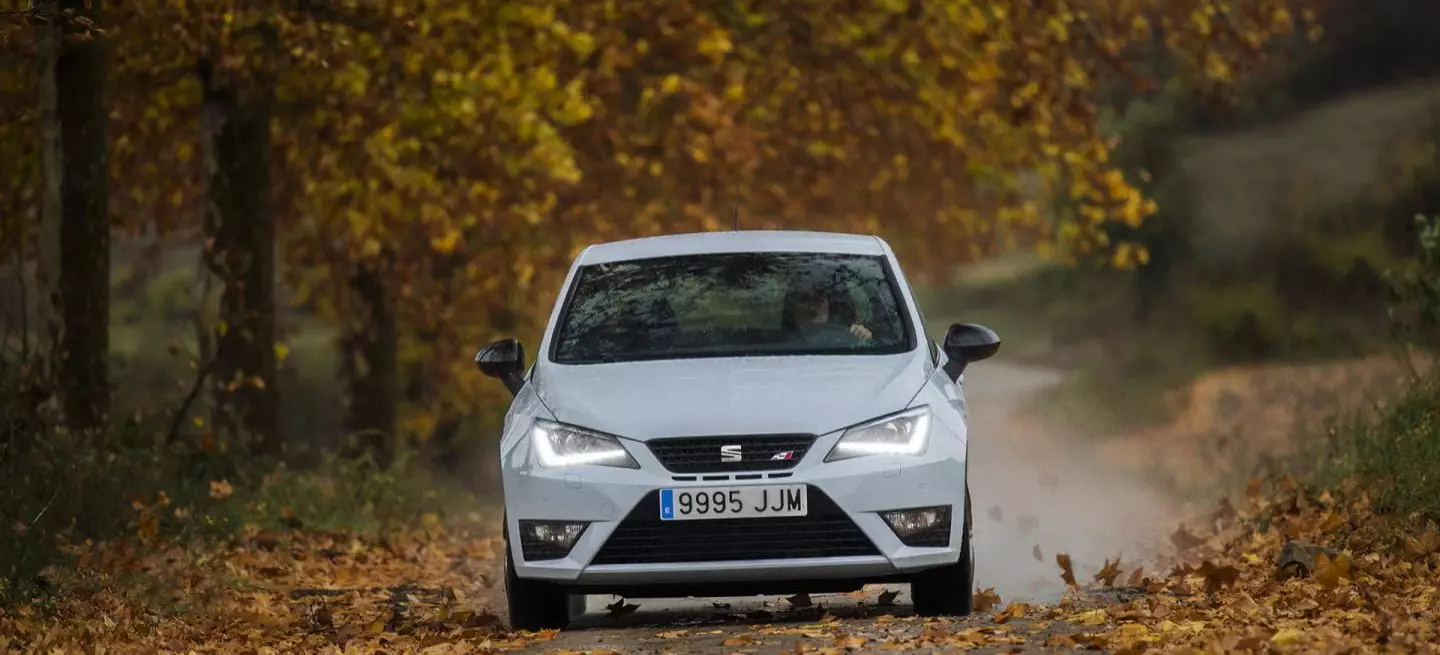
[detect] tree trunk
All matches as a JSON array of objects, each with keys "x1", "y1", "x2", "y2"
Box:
[
  {"x1": 37, "y1": 0, "x2": 110, "y2": 432},
  {"x1": 340, "y1": 253, "x2": 397, "y2": 469},
  {"x1": 201, "y1": 66, "x2": 278, "y2": 454}
]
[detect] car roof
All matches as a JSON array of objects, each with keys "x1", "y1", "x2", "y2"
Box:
[{"x1": 575, "y1": 230, "x2": 890, "y2": 265}]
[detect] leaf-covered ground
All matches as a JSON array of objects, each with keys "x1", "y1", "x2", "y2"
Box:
[{"x1": 4, "y1": 473, "x2": 1438, "y2": 654}]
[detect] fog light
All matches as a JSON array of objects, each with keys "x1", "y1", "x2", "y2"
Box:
[
  {"x1": 518, "y1": 520, "x2": 589, "y2": 560},
  {"x1": 880, "y1": 506, "x2": 951, "y2": 547}
]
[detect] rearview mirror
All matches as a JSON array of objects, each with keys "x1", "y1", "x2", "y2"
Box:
[
  {"x1": 475, "y1": 338, "x2": 526, "y2": 397},
  {"x1": 941, "y1": 323, "x2": 1001, "y2": 381}
]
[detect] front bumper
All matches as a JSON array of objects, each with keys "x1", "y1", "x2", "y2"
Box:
[{"x1": 501, "y1": 424, "x2": 967, "y2": 587}]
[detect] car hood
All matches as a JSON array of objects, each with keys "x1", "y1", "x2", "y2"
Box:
[{"x1": 530, "y1": 351, "x2": 930, "y2": 440}]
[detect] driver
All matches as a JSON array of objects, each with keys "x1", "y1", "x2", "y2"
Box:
[{"x1": 782, "y1": 284, "x2": 873, "y2": 342}]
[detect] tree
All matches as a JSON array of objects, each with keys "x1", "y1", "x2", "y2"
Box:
[
  {"x1": 35, "y1": 0, "x2": 110, "y2": 433},
  {"x1": 200, "y1": 56, "x2": 279, "y2": 452},
  {"x1": 2, "y1": 0, "x2": 1322, "y2": 467}
]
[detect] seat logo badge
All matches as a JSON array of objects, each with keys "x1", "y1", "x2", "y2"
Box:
[
  {"x1": 771, "y1": 451, "x2": 795, "y2": 461},
  {"x1": 720, "y1": 444, "x2": 742, "y2": 462}
]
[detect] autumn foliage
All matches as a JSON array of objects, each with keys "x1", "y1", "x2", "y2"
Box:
[{"x1": 0, "y1": 0, "x2": 1322, "y2": 456}]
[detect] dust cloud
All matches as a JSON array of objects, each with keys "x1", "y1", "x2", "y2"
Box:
[{"x1": 961, "y1": 360, "x2": 1183, "y2": 603}]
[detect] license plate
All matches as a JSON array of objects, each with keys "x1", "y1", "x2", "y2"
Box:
[{"x1": 659, "y1": 485, "x2": 808, "y2": 521}]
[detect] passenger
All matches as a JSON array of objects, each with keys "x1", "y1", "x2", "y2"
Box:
[{"x1": 781, "y1": 282, "x2": 873, "y2": 343}]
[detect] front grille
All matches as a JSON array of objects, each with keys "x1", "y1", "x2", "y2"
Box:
[
  {"x1": 646, "y1": 434, "x2": 816, "y2": 474},
  {"x1": 590, "y1": 486, "x2": 880, "y2": 565}
]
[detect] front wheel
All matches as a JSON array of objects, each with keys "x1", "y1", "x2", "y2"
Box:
[
  {"x1": 911, "y1": 488, "x2": 974, "y2": 617},
  {"x1": 504, "y1": 531, "x2": 572, "y2": 630}
]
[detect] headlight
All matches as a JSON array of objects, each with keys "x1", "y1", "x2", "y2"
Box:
[
  {"x1": 530, "y1": 420, "x2": 639, "y2": 469},
  {"x1": 825, "y1": 406, "x2": 931, "y2": 462}
]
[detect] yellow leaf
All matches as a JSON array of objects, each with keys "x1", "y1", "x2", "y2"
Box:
[
  {"x1": 1313, "y1": 553, "x2": 1353, "y2": 589},
  {"x1": 209, "y1": 479, "x2": 234, "y2": 500},
  {"x1": 1203, "y1": 52, "x2": 1233, "y2": 82},
  {"x1": 1271, "y1": 628, "x2": 1306, "y2": 645},
  {"x1": 431, "y1": 229, "x2": 462, "y2": 254},
  {"x1": 274, "y1": 343, "x2": 290, "y2": 364},
  {"x1": 137, "y1": 513, "x2": 159, "y2": 543},
  {"x1": 696, "y1": 30, "x2": 733, "y2": 58},
  {"x1": 1070, "y1": 609, "x2": 1108, "y2": 626}
]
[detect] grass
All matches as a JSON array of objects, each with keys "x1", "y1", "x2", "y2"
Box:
[
  {"x1": 919, "y1": 257, "x2": 1218, "y2": 435},
  {"x1": 1181, "y1": 76, "x2": 1440, "y2": 252},
  {"x1": 914, "y1": 80, "x2": 1440, "y2": 437},
  {"x1": 1319, "y1": 375, "x2": 1440, "y2": 520},
  {"x1": 918, "y1": 257, "x2": 1142, "y2": 368}
]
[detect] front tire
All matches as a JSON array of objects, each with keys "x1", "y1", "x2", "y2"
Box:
[
  {"x1": 911, "y1": 488, "x2": 975, "y2": 617},
  {"x1": 504, "y1": 530, "x2": 572, "y2": 631}
]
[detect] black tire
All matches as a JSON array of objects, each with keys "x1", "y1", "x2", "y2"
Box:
[
  {"x1": 911, "y1": 487, "x2": 975, "y2": 617},
  {"x1": 504, "y1": 530, "x2": 572, "y2": 631}
]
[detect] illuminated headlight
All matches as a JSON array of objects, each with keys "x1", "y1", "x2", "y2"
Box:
[
  {"x1": 824, "y1": 406, "x2": 932, "y2": 462},
  {"x1": 519, "y1": 520, "x2": 588, "y2": 560},
  {"x1": 530, "y1": 420, "x2": 639, "y2": 469}
]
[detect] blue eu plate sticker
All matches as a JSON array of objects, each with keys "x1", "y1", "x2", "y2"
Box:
[{"x1": 659, "y1": 489, "x2": 675, "y2": 520}]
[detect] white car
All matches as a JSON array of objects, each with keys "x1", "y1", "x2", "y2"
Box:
[{"x1": 475, "y1": 231, "x2": 1000, "y2": 630}]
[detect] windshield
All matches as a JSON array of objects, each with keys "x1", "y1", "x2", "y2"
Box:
[{"x1": 550, "y1": 252, "x2": 914, "y2": 364}]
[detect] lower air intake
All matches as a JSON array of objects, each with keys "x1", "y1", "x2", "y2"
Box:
[{"x1": 589, "y1": 486, "x2": 880, "y2": 565}]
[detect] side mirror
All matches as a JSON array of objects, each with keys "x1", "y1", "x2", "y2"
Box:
[
  {"x1": 475, "y1": 338, "x2": 526, "y2": 397},
  {"x1": 941, "y1": 323, "x2": 1001, "y2": 381}
]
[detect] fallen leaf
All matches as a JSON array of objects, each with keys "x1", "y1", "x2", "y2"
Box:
[
  {"x1": 1032, "y1": 544, "x2": 1043, "y2": 562},
  {"x1": 1212, "y1": 496, "x2": 1238, "y2": 524},
  {"x1": 973, "y1": 587, "x2": 1001, "y2": 612},
  {"x1": 1312, "y1": 552, "x2": 1352, "y2": 589},
  {"x1": 1271, "y1": 628, "x2": 1306, "y2": 646},
  {"x1": 1056, "y1": 553, "x2": 1077, "y2": 586},
  {"x1": 209, "y1": 479, "x2": 234, "y2": 500},
  {"x1": 1093, "y1": 557, "x2": 1123, "y2": 587},
  {"x1": 1245, "y1": 478, "x2": 1262, "y2": 501},
  {"x1": 1317, "y1": 511, "x2": 1345, "y2": 532},
  {"x1": 1070, "y1": 608, "x2": 1108, "y2": 626},
  {"x1": 1170, "y1": 525, "x2": 1205, "y2": 553},
  {"x1": 1197, "y1": 560, "x2": 1241, "y2": 593},
  {"x1": 993, "y1": 602, "x2": 1029, "y2": 624},
  {"x1": 722, "y1": 634, "x2": 754, "y2": 646},
  {"x1": 606, "y1": 598, "x2": 639, "y2": 618}
]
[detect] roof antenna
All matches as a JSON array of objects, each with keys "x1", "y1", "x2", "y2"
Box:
[{"x1": 732, "y1": 180, "x2": 741, "y2": 231}]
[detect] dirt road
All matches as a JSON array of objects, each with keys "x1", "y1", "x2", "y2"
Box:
[{"x1": 513, "y1": 359, "x2": 1184, "y2": 653}]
